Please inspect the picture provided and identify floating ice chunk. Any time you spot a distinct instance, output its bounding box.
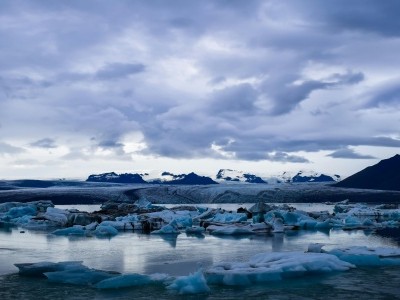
[15,261,84,277]
[327,246,400,266]
[96,273,151,289]
[210,212,247,223]
[45,268,118,285]
[193,208,219,221]
[168,270,210,294]
[99,220,134,231]
[145,210,196,228]
[185,226,205,234]
[94,224,119,237]
[6,206,36,219]
[206,252,355,286]
[52,226,87,236]
[151,219,180,234]
[134,198,152,209]
[43,207,69,226]
[115,214,139,222]
[272,218,284,233]
[307,243,326,253]
[207,224,253,235]
[96,272,170,289]
[315,218,342,229]
[84,222,99,231]
[207,223,272,235]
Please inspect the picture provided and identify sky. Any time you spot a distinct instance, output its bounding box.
[0,0,399,180]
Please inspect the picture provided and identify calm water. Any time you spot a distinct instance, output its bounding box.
[1,204,399,299]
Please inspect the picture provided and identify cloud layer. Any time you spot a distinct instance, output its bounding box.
[0,0,399,178]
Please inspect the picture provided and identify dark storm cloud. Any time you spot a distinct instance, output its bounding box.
[0,0,399,167]
[327,148,376,159]
[261,71,365,115]
[209,83,258,115]
[364,80,400,108]
[266,152,310,163]
[30,138,58,149]
[95,63,146,80]
[302,0,400,37]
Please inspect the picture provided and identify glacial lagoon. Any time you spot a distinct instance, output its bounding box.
[1,202,400,299]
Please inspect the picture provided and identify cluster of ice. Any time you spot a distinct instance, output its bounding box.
[1,199,399,239]
[14,243,400,293]
[14,260,201,294]
[308,244,400,266]
[206,252,354,285]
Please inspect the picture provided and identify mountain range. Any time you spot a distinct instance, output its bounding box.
[86,169,340,185]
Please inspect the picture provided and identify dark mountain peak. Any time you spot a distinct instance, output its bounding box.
[86,172,146,184]
[335,154,400,191]
[168,172,218,185]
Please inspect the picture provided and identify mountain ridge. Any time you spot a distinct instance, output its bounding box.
[335,154,400,191]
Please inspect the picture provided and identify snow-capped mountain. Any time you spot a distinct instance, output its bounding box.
[215,169,267,184]
[87,171,218,185]
[272,170,341,183]
[86,172,146,184]
[149,172,218,185]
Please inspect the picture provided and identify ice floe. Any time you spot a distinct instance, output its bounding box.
[15,261,84,277]
[168,270,210,294]
[308,244,400,266]
[14,243,400,294]
[206,252,355,285]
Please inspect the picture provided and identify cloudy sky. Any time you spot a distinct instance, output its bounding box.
[1,0,399,180]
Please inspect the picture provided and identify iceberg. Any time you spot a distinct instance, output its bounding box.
[185,226,206,234]
[307,244,400,266]
[206,252,355,285]
[94,224,119,237]
[207,222,272,235]
[15,261,84,277]
[210,212,247,223]
[327,246,400,266]
[42,207,69,226]
[51,225,87,236]
[96,273,170,289]
[96,273,151,289]
[44,268,118,285]
[168,270,210,294]
[151,219,180,234]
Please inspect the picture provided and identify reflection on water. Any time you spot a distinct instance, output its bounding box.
[1,224,399,277]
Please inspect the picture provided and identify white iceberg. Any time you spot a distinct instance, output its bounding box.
[42,207,70,226]
[168,270,210,294]
[151,219,180,234]
[206,251,355,285]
